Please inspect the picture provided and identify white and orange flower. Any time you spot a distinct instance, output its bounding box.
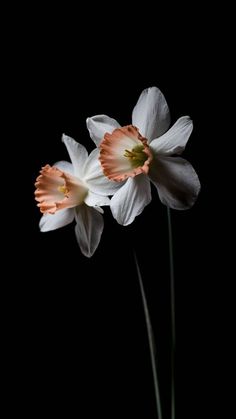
[35,134,119,257]
[87,87,201,226]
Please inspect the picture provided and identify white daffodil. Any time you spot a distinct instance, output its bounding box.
[35,134,119,257]
[86,87,201,226]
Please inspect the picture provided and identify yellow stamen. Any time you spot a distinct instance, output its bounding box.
[58,185,69,195]
[124,145,147,167]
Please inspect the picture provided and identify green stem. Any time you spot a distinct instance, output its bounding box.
[167,207,175,419]
[133,250,163,419]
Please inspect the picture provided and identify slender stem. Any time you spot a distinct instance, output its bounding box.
[167,207,175,419]
[133,250,163,419]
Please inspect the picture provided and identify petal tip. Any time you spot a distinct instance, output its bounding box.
[62,133,68,143]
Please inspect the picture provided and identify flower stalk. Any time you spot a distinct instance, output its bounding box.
[133,250,163,419]
[167,207,175,419]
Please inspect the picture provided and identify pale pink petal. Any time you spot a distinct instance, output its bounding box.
[83,149,121,195]
[35,165,65,213]
[56,172,88,210]
[99,125,153,182]
[35,165,88,214]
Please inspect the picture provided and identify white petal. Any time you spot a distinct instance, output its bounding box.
[132,86,171,142]
[110,175,151,226]
[149,156,200,210]
[83,148,122,195]
[150,116,193,156]
[86,115,121,146]
[93,206,104,214]
[62,134,88,178]
[74,204,104,257]
[53,160,74,175]
[39,208,74,232]
[84,190,110,207]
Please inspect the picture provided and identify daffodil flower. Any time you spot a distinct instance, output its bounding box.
[87,87,201,226]
[35,134,119,257]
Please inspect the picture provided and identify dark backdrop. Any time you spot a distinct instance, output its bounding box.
[6,5,221,419]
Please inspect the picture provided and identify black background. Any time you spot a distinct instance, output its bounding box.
[5,5,225,419]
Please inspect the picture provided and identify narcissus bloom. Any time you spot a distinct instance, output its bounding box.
[35,134,119,257]
[87,87,200,225]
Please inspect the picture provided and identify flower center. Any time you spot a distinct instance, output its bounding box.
[58,185,69,195]
[35,165,88,214]
[99,125,153,182]
[124,145,148,168]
